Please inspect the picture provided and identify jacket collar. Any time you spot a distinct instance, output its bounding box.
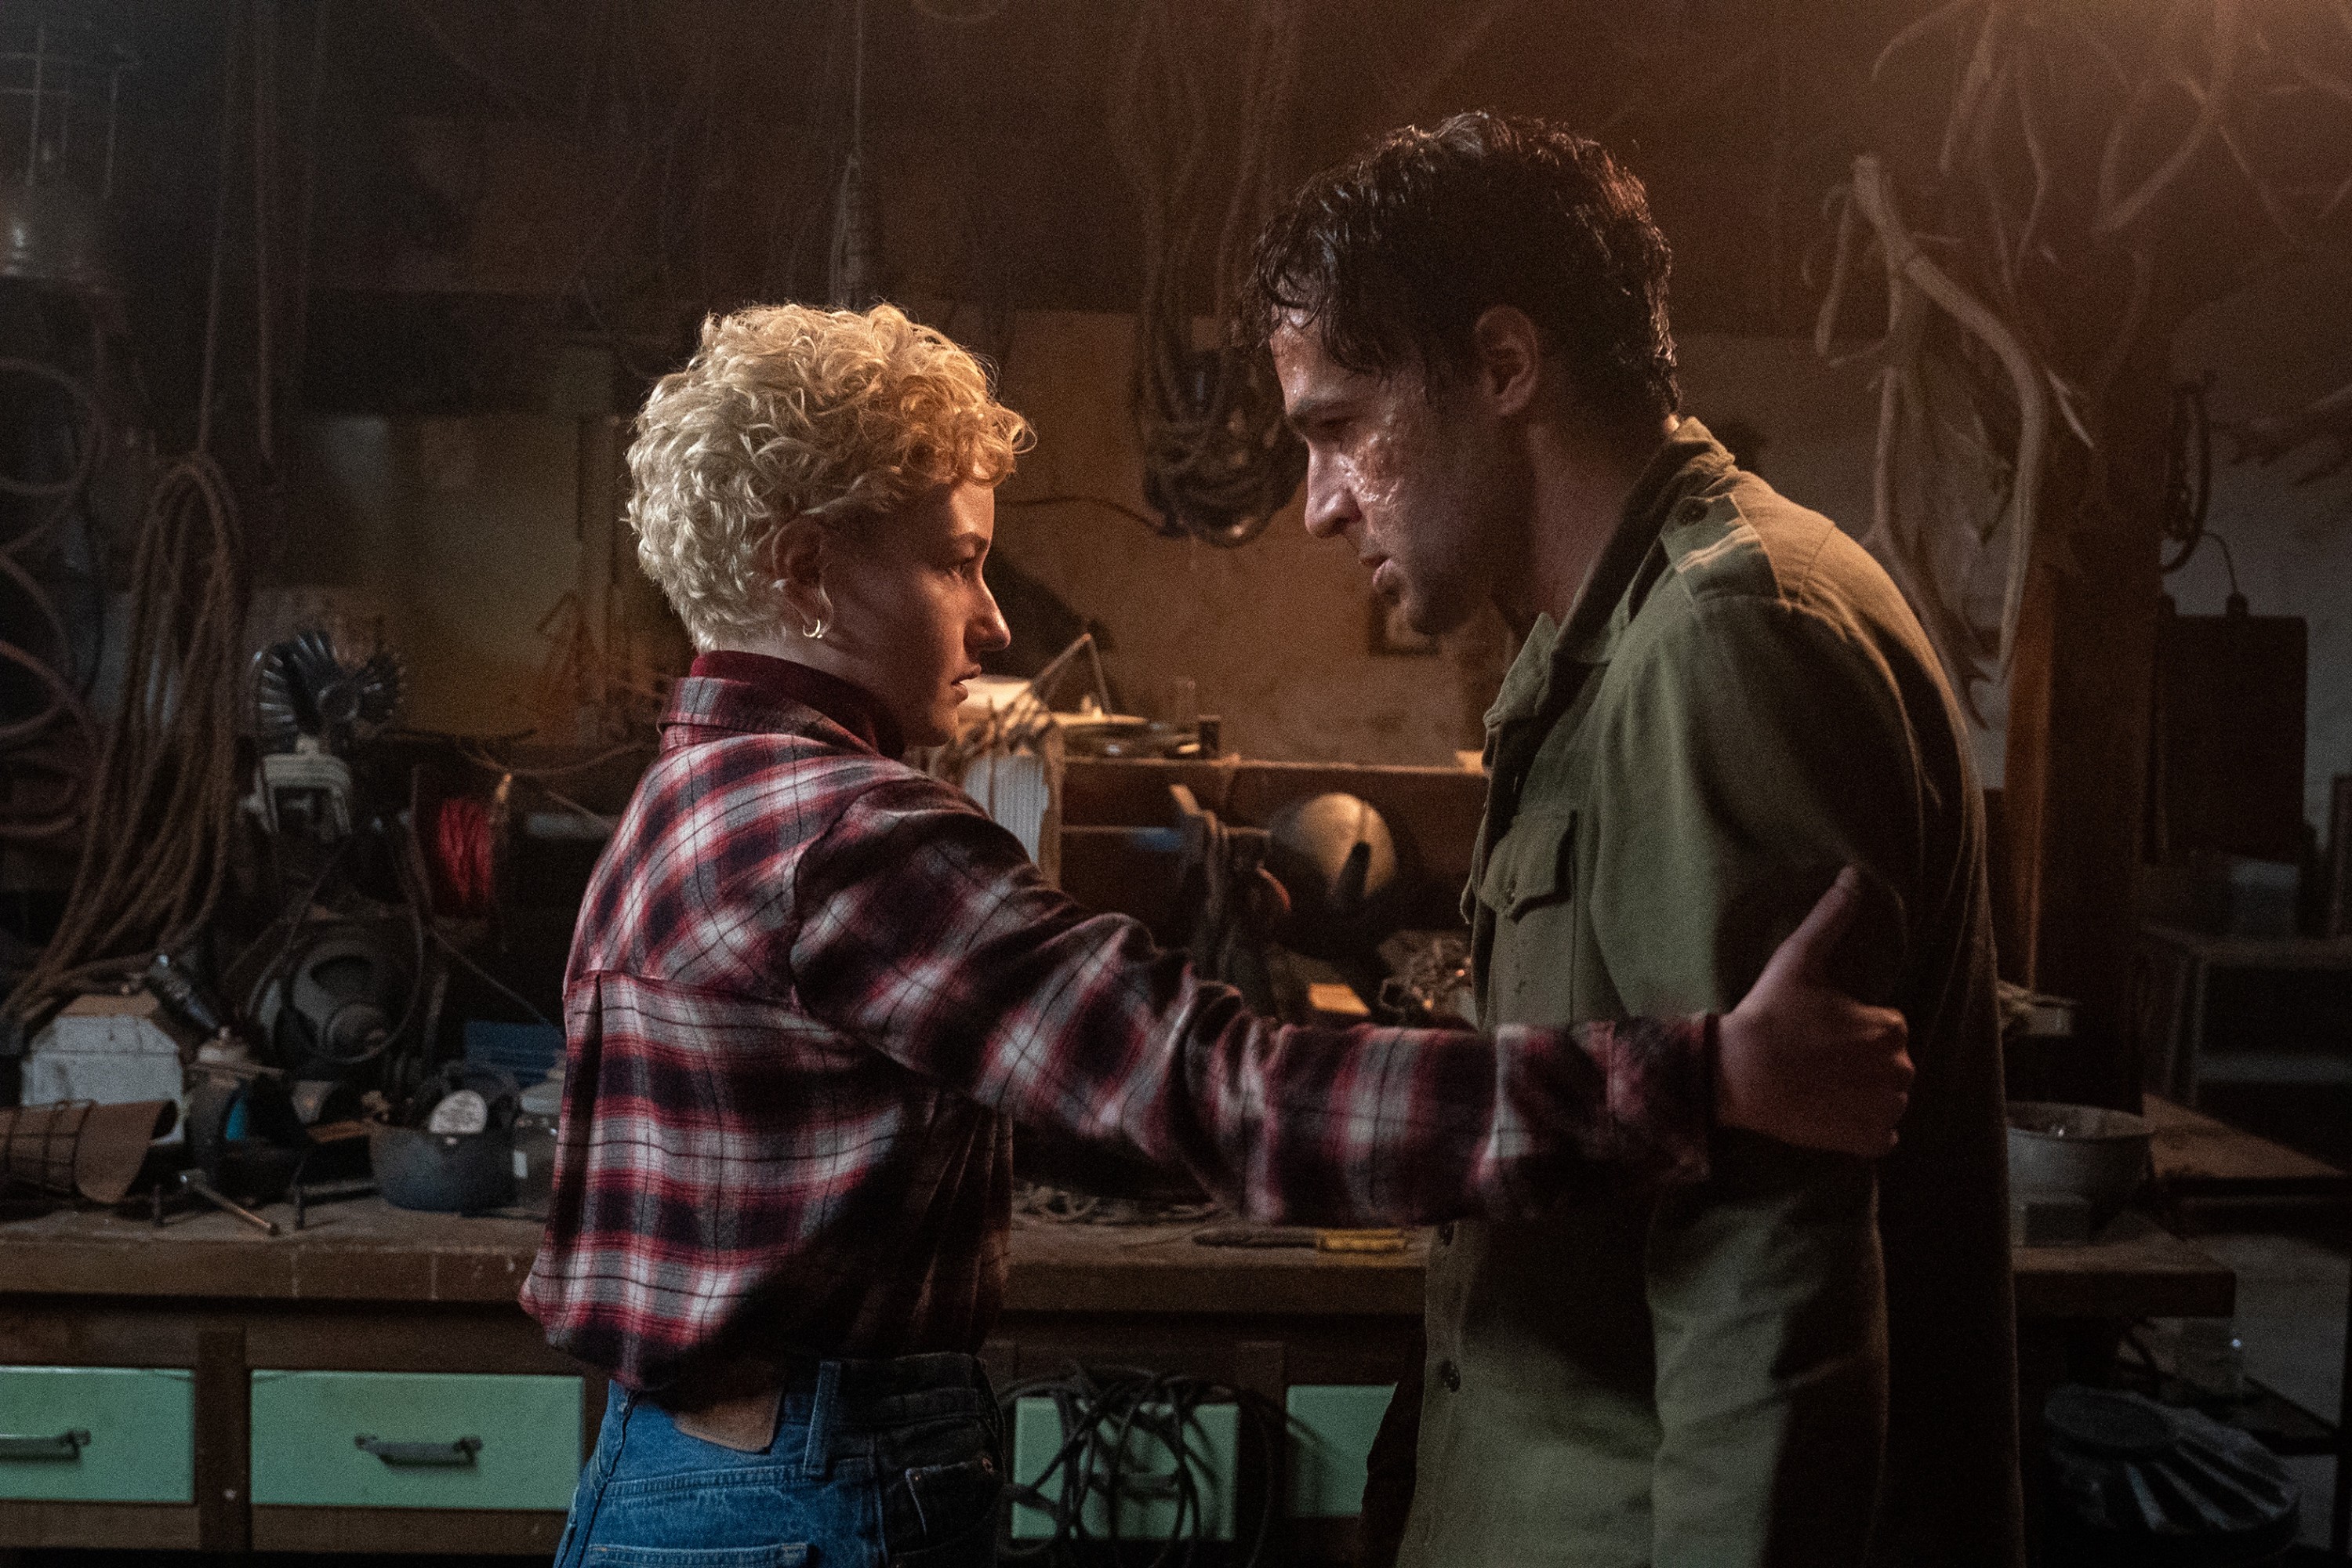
[1485,416,1736,734]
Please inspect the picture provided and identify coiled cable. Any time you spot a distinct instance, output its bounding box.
[997,1365,1278,1568]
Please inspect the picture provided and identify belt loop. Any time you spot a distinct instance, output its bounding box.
[801,1359,842,1479]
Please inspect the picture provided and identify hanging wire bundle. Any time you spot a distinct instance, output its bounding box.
[5,454,246,1022]
[0,349,107,852]
[1110,0,1305,548]
[997,1366,1278,1568]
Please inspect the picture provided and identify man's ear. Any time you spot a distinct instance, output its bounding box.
[1468,305,1543,419]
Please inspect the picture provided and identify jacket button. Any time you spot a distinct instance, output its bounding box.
[1436,1222,1454,1247]
[1438,1359,1461,1392]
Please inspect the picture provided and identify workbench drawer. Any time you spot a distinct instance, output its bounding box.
[0,1365,194,1504]
[249,1370,582,1510]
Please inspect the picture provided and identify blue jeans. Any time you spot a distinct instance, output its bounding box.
[554,1352,1004,1568]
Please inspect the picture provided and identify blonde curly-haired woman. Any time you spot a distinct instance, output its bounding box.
[524,302,1911,1566]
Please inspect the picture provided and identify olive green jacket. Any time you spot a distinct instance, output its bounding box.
[1396,421,2022,1568]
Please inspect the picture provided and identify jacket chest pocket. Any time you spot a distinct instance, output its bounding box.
[1475,810,1581,1023]
[1477,809,1577,920]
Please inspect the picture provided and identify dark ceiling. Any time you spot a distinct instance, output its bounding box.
[45,0,2352,426]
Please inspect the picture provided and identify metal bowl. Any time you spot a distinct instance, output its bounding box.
[370,1124,517,1214]
[2006,1102,2151,1229]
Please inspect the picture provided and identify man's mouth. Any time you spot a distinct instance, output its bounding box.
[1368,557,1402,598]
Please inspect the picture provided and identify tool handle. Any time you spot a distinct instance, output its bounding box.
[0,1429,91,1461]
[183,1175,281,1236]
[354,1434,482,1467]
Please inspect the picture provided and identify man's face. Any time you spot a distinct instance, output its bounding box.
[1270,321,1514,637]
[826,481,1011,746]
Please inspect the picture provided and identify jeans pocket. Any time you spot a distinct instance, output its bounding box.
[586,1546,810,1567]
[893,1454,1002,1563]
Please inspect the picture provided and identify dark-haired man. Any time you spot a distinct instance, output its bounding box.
[1243,114,2022,1567]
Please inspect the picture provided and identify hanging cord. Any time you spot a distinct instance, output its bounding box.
[0,349,107,848]
[2159,375,2215,575]
[1112,0,1306,548]
[996,1366,1279,1568]
[5,455,248,1021]
[8,11,264,1021]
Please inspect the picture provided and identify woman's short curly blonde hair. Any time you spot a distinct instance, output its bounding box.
[626,302,1033,649]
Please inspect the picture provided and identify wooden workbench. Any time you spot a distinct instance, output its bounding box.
[0,1193,2234,1319]
[0,1195,2233,1557]
[2145,1091,2352,1205]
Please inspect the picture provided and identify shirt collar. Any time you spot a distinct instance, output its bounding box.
[674,651,906,760]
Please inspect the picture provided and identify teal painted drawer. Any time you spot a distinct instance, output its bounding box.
[0,1366,194,1504]
[1009,1396,1237,1542]
[250,1370,582,1511]
[1286,1384,1394,1518]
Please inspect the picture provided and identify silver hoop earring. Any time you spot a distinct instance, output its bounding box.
[800,615,828,642]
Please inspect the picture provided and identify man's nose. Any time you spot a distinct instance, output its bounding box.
[1301,453,1356,540]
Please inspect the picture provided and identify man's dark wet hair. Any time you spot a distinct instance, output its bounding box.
[1240,111,1679,423]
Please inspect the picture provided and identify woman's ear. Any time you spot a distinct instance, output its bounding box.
[766,517,833,639]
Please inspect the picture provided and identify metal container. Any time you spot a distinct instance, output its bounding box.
[369,1125,517,1214]
[2006,1101,2151,1230]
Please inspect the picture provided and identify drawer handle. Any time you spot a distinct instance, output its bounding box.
[0,1429,92,1461]
[354,1434,483,1468]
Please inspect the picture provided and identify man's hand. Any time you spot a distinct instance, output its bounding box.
[1715,867,1913,1157]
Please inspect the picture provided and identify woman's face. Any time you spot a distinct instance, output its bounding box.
[821,481,1011,747]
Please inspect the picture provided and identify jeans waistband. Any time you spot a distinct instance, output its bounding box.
[661,1351,989,1442]
[639,1350,993,1479]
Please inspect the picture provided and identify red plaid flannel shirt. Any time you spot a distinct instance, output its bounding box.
[521,664,1715,1392]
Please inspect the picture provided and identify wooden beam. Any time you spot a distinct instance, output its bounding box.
[2000,336,2175,1110]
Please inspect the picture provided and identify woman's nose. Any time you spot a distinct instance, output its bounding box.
[974,586,1012,653]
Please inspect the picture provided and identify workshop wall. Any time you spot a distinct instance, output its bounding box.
[2171,251,2352,833]
[267,314,1904,769]
[993,316,1896,766]
[281,416,595,738]
[263,290,2346,827]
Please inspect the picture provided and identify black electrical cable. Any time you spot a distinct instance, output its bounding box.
[996,1366,1279,1568]
[423,921,555,1029]
[2160,376,2214,575]
[234,836,354,1012]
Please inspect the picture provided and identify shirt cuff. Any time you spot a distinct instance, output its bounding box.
[1576,1012,1715,1185]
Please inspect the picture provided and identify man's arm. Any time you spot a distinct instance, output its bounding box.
[1589,593,1922,1568]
